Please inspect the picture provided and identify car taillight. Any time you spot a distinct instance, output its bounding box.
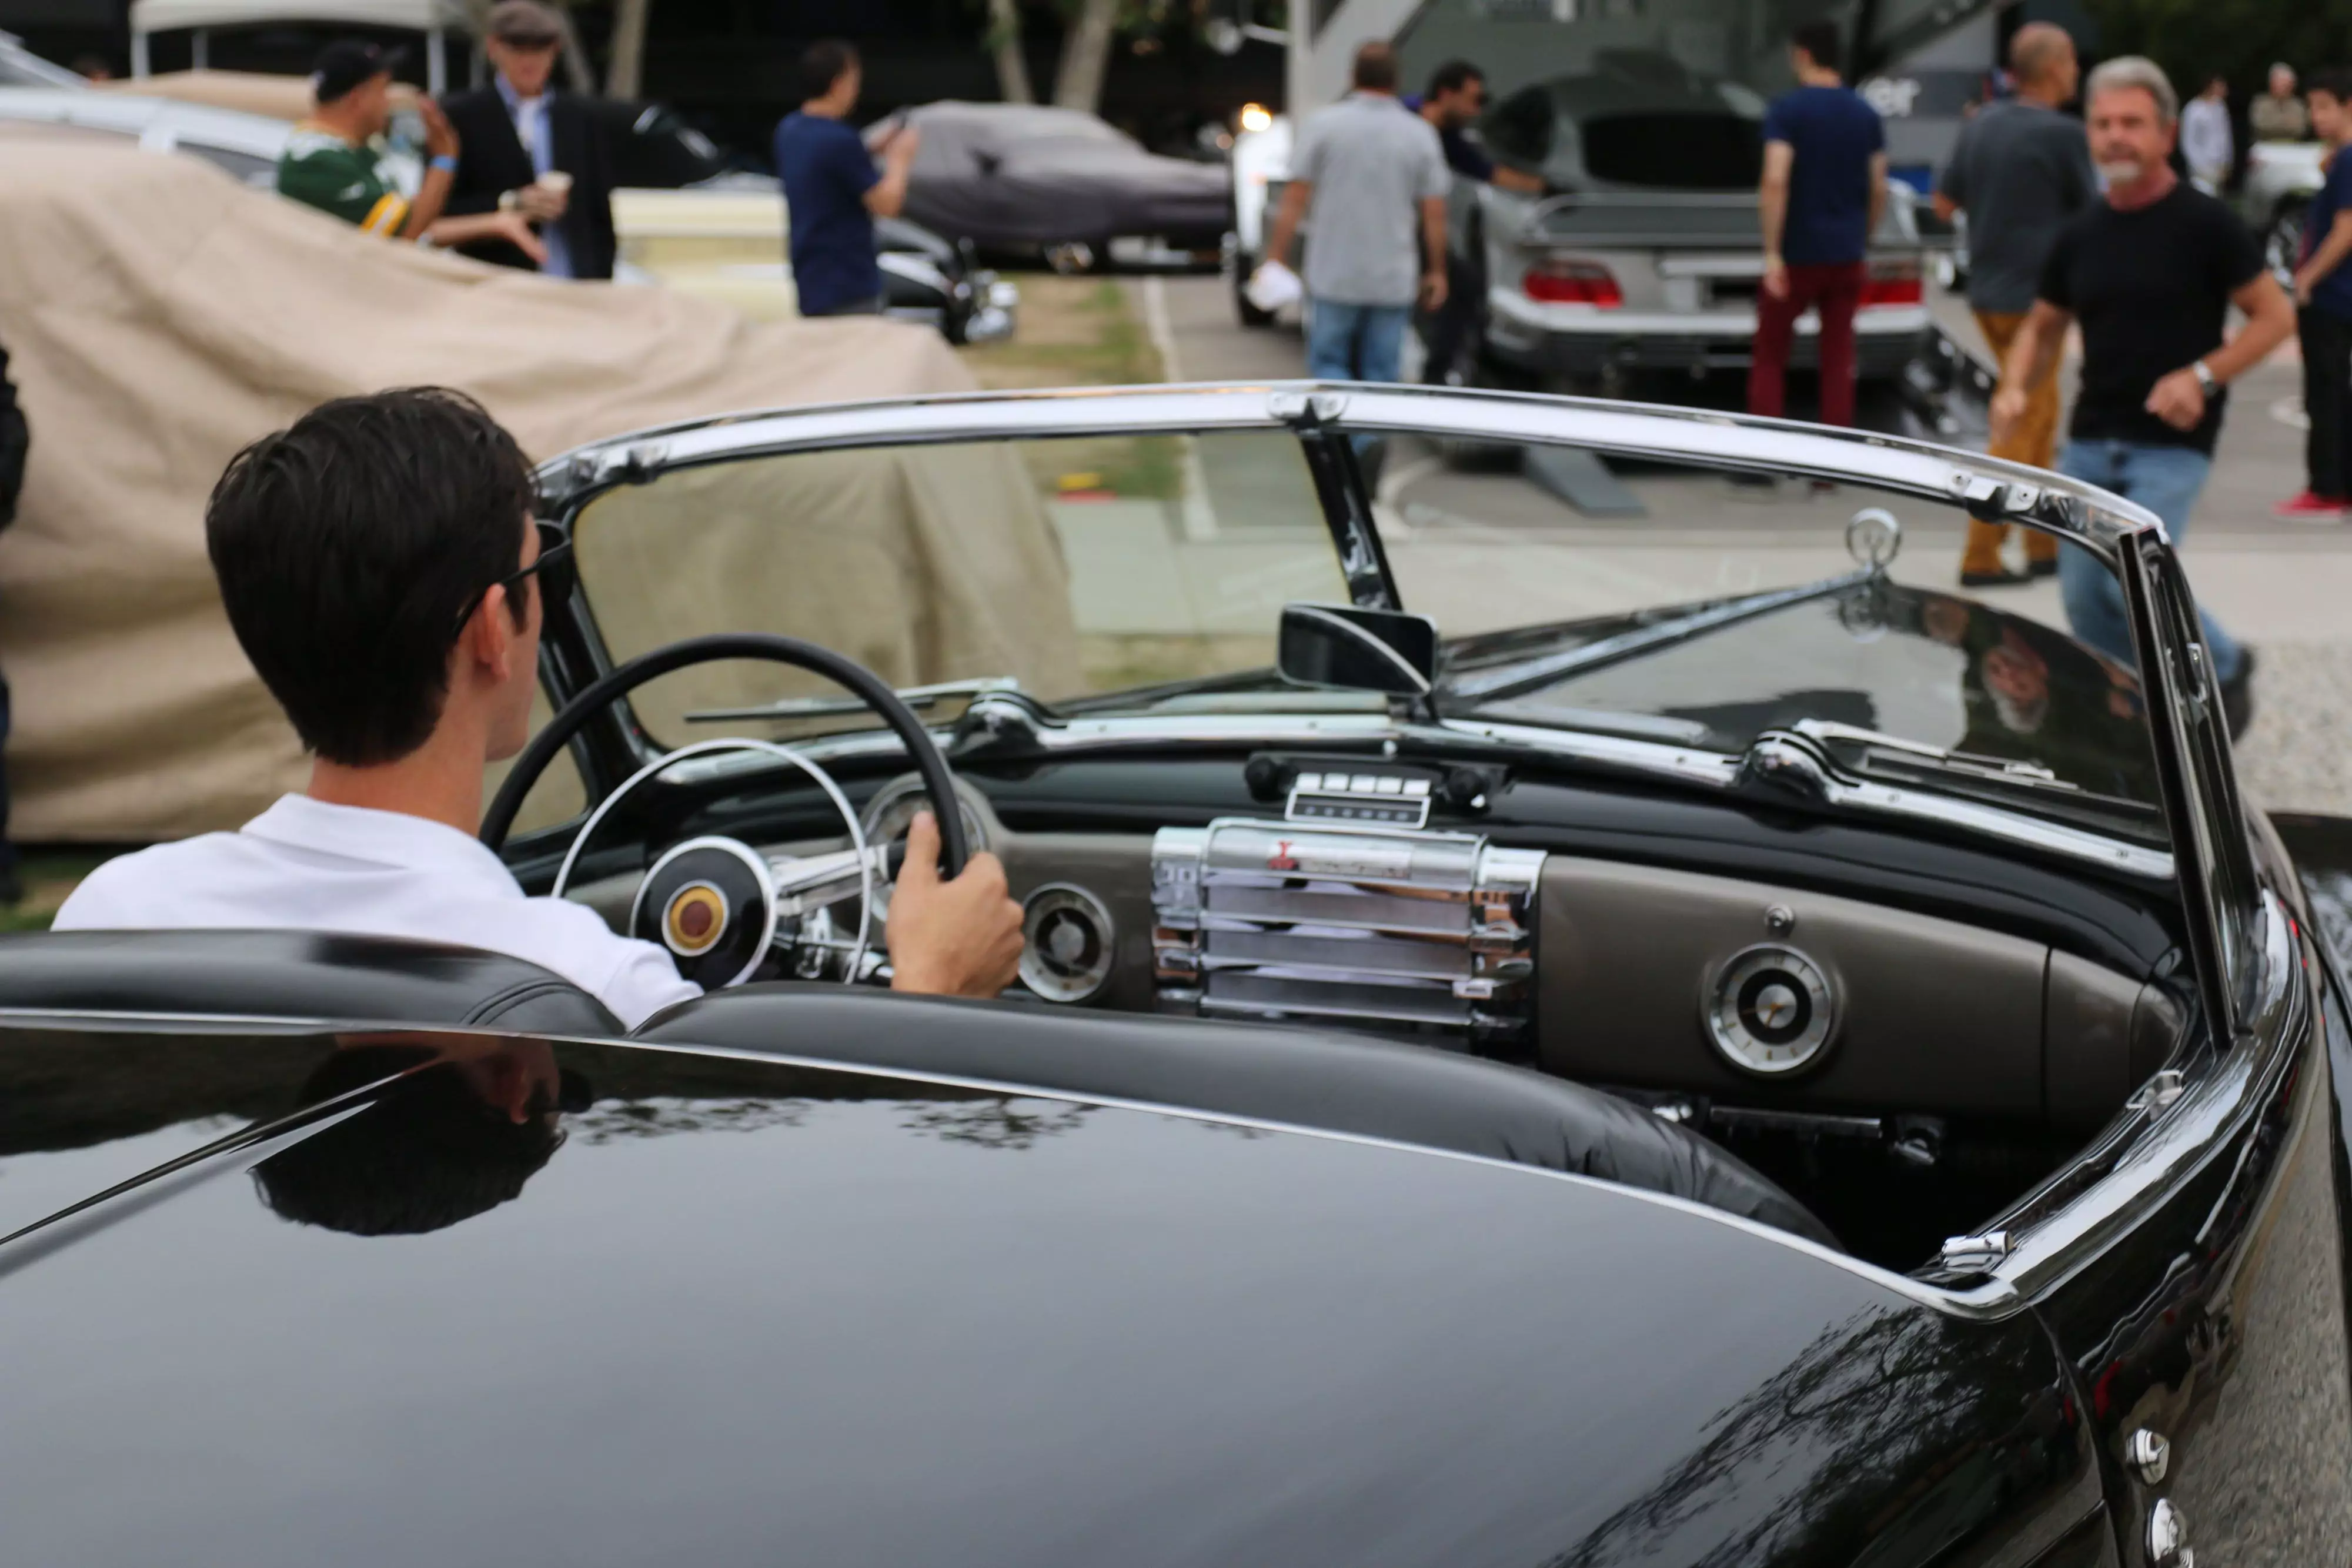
[1524,259,1621,306]
[1860,263,1923,307]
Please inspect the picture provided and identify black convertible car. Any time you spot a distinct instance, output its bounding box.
[4,384,2349,1565]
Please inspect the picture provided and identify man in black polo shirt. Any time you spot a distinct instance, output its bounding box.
[1410,60,1542,385]
[1992,56,2291,738]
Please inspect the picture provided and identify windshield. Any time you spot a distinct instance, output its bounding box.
[570,427,1350,745]
[1380,437,2162,836]
[564,414,2161,844]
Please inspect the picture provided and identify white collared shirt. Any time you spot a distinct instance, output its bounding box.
[53,795,700,1029]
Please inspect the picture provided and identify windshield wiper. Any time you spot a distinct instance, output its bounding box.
[1789,720,2158,819]
[1441,572,1867,706]
[685,677,1021,725]
[1791,719,2076,790]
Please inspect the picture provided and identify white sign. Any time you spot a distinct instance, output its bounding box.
[1860,76,1923,118]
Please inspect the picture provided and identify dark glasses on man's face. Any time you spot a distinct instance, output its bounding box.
[453,524,574,637]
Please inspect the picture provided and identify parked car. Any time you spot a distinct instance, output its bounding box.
[2241,138,2326,283]
[896,100,1232,272]
[4,382,2347,1564]
[610,177,1017,345]
[1232,55,1930,398]
[0,26,89,87]
[0,84,1011,343]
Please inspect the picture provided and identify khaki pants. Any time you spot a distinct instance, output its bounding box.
[1965,310,2060,576]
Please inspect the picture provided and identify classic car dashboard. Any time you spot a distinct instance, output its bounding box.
[565,754,2187,1139]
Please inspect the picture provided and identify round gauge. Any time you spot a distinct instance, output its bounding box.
[1019,884,1117,1004]
[858,774,991,863]
[1706,945,1837,1077]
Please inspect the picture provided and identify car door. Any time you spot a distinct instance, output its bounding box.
[1307,387,2352,1566]
[2016,536,2352,1568]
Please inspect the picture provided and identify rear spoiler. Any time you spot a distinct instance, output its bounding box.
[1513,186,1925,250]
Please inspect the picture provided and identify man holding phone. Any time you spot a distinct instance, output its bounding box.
[774,39,921,317]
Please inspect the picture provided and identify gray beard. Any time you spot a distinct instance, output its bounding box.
[2097,159,2143,186]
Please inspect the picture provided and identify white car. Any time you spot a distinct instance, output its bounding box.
[2242,139,2326,282]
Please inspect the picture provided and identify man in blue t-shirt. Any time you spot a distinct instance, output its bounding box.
[1750,20,1886,427]
[773,39,920,317]
[2281,68,2352,518]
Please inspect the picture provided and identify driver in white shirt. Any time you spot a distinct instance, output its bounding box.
[55,387,1025,1027]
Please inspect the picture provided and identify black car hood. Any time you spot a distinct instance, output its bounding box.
[0,1027,2079,1567]
[1442,576,2165,816]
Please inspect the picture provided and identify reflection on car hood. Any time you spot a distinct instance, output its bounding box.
[0,1024,2071,1567]
[1441,577,2161,811]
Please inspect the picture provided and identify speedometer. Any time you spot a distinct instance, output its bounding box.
[857,774,992,862]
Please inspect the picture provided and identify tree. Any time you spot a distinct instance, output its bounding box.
[985,0,1035,103]
[2078,0,2352,110]
[1052,0,1120,112]
[606,0,649,98]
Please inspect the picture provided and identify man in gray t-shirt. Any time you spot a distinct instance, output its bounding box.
[1262,41,1451,386]
[1935,22,2094,586]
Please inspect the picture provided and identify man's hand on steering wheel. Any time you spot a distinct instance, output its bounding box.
[885,811,1024,998]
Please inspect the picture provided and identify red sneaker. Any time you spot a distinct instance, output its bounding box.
[2272,491,2349,520]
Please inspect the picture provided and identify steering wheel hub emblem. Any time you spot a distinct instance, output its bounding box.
[663,882,730,958]
[1707,945,1837,1076]
[630,837,781,991]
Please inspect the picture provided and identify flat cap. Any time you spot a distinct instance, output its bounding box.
[486,0,563,44]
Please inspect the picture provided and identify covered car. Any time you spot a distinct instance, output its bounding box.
[2,379,2351,1563]
[897,101,1231,270]
[0,144,1074,840]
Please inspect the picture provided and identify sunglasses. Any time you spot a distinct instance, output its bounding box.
[452,523,574,637]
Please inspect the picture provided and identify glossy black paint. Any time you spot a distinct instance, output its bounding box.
[1,1024,2091,1567]
[2020,852,2352,1566]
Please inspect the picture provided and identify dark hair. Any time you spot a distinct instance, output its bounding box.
[2308,67,2352,105]
[1426,59,1484,99]
[252,1044,567,1236]
[1791,20,1842,71]
[1353,41,1399,92]
[205,387,535,768]
[800,38,858,101]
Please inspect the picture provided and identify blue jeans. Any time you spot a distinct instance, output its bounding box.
[1306,300,1412,384]
[2054,439,2246,683]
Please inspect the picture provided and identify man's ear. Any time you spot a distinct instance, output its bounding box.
[479,583,517,682]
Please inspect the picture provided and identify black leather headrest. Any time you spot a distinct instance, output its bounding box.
[0,930,623,1037]
[638,984,1839,1249]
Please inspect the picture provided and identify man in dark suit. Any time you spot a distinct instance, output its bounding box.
[438,0,616,279]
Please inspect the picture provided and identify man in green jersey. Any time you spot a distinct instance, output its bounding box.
[278,40,544,262]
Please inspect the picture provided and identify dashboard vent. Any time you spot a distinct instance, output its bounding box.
[1151,820,1544,1048]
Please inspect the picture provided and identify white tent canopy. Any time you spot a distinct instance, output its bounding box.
[129,0,475,89]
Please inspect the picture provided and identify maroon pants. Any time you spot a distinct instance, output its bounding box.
[1748,260,1866,427]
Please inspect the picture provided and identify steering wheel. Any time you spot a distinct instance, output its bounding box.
[482,634,969,989]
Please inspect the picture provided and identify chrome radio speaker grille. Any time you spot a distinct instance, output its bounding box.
[1151,820,1544,1048]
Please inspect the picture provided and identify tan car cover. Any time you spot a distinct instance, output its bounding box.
[0,145,1074,840]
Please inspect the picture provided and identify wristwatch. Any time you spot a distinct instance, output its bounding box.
[2190,359,2219,396]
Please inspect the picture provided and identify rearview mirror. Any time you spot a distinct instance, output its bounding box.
[1277,603,1438,696]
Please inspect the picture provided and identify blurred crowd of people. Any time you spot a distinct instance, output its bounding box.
[274,0,619,280]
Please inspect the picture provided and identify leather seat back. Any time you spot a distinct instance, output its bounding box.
[637,984,1839,1249]
[0,930,623,1037]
